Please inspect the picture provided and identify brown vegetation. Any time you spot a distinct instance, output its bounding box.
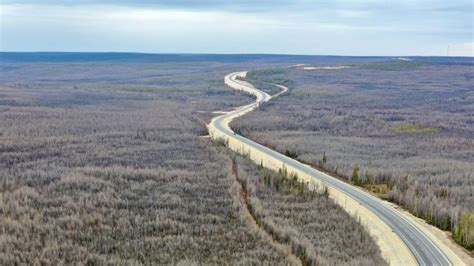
[233,155,387,265]
[0,58,386,264]
[0,86,292,264]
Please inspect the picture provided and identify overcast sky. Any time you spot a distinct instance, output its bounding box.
[0,0,472,56]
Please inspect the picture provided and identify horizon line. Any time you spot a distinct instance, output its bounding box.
[1,51,473,58]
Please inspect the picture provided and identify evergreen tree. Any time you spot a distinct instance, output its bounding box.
[351,165,360,185]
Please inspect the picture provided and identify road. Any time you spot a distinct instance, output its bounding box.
[209,71,459,266]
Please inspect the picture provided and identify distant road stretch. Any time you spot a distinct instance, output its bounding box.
[208,71,457,266]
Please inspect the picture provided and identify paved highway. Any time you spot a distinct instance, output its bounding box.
[210,71,455,266]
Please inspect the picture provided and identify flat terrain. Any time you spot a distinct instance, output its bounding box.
[232,59,474,251]
[216,72,457,265]
[0,53,386,264]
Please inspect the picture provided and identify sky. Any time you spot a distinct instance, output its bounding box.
[0,0,473,56]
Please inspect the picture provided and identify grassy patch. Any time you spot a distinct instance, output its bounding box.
[363,183,390,199]
[394,123,440,134]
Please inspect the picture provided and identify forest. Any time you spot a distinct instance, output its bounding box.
[0,54,386,264]
[232,60,474,251]
[233,155,386,265]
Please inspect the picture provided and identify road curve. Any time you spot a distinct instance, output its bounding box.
[208,71,462,266]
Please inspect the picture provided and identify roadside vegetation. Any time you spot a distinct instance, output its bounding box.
[0,55,387,264]
[233,155,387,265]
[232,60,474,251]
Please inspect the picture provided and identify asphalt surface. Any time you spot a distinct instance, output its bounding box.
[212,72,453,266]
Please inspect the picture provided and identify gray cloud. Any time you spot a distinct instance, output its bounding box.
[1,0,472,55]
[2,0,470,12]
[2,0,472,18]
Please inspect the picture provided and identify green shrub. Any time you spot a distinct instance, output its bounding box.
[351,166,360,185]
[394,123,439,134]
[453,211,474,250]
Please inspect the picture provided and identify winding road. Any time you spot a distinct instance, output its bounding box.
[208,71,463,266]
